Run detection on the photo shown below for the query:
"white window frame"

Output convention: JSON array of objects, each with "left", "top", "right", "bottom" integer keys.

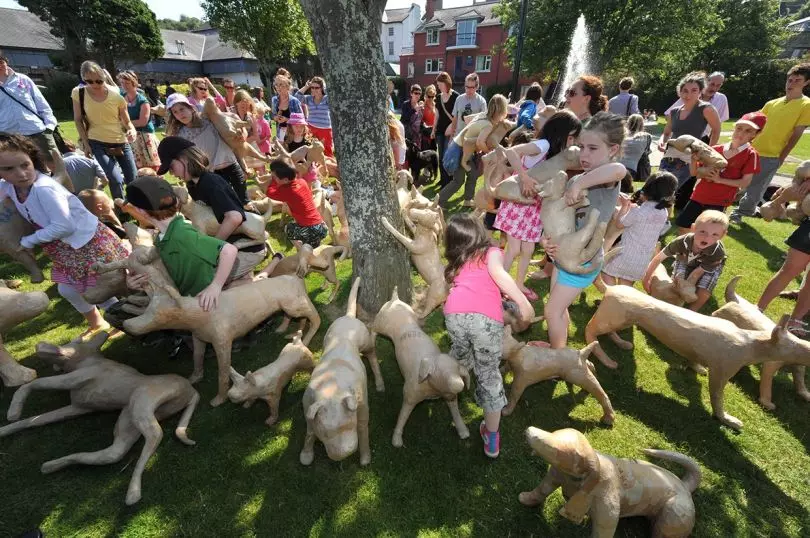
[
  {"left": 426, "top": 28, "right": 440, "bottom": 46},
  {"left": 456, "top": 19, "right": 477, "bottom": 46},
  {"left": 425, "top": 58, "right": 444, "bottom": 74},
  {"left": 476, "top": 55, "right": 491, "bottom": 73},
  {"left": 388, "top": 41, "right": 395, "bottom": 56},
  {"left": 388, "top": 26, "right": 394, "bottom": 37}
]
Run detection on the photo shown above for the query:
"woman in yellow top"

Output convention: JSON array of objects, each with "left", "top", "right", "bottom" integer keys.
[{"left": 71, "top": 61, "right": 138, "bottom": 201}]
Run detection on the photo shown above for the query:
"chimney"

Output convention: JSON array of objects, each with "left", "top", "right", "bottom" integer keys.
[{"left": 424, "top": 0, "right": 442, "bottom": 21}]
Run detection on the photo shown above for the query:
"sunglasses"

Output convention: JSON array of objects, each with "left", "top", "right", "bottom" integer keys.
[
  {"left": 224, "top": 85, "right": 235, "bottom": 90},
  {"left": 84, "top": 79, "right": 104, "bottom": 85},
  {"left": 196, "top": 86, "right": 208, "bottom": 91},
  {"left": 465, "top": 85, "right": 476, "bottom": 89},
  {"left": 311, "top": 86, "right": 322, "bottom": 90},
  {"left": 412, "top": 90, "right": 422, "bottom": 95},
  {"left": 565, "top": 88, "right": 578, "bottom": 97}
]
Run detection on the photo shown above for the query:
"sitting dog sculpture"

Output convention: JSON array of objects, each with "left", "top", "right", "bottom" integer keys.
[
  {"left": 759, "top": 160, "right": 810, "bottom": 222},
  {"left": 584, "top": 285, "right": 810, "bottom": 430},
  {"left": 372, "top": 287, "right": 470, "bottom": 447},
  {"left": 0, "top": 199, "right": 44, "bottom": 283},
  {"left": 228, "top": 330, "right": 315, "bottom": 426},
  {"left": 501, "top": 327, "right": 614, "bottom": 424},
  {"left": 0, "top": 333, "right": 199, "bottom": 506},
  {"left": 666, "top": 134, "right": 727, "bottom": 177},
  {"left": 0, "top": 280, "right": 48, "bottom": 386},
  {"left": 300, "top": 278, "right": 384, "bottom": 466},
  {"left": 203, "top": 97, "right": 269, "bottom": 172},
  {"left": 712, "top": 276, "right": 810, "bottom": 410},
  {"left": 261, "top": 240, "right": 347, "bottom": 303},
  {"left": 381, "top": 209, "right": 448, "bottom": 319},
  {"left": 519, "top": 426, "right": 700, "bottom": 538}
]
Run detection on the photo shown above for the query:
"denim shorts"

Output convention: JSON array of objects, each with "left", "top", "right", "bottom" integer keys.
[{"left": 442, "top": 140, "right": 462, "bottom": 175}]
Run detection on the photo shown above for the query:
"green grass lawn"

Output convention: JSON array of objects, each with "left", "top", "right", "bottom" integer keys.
[{"left": 1, "top": 127, "right": 810, "bottom": 537}]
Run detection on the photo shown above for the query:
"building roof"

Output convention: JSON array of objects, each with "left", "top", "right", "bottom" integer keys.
[
  {"left": 384, "top": 7, "right": 412, "bottom": 23},
  {"left": 788, "top": 16, "right": 810, "bottom": 29},
  {"left": 415, "top": 1, "right": 501, "bottom": 33},
  {"left": 0, "top": 7, "right": 63, "bottom": 51},
  {"left": 159, "top": 29, "right": 207, "bottom": 62},
  {"left": 199, "top": 31, "right": 255, "bottom": 61}
]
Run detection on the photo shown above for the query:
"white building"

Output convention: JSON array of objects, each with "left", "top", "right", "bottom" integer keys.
[{"left": 381, "top": 3, "right": 421, "bottom": 73}]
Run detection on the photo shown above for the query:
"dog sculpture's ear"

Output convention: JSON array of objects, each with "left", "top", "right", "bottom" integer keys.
[
  {"left": 306, "top": 400, "right": 324, "bottom": 420},
  {"left": 772, "top": 315, "right": 790, "bottom": 341},
  {"left": 229, "top": 367, "right": 244, "bottom": 384},
  {"left": 245, "top": 371, "right": 257, "bottom": 386},
  {"left": 459, "top": 364, "right": 471, "bottom": 389},
  {"left": 342, "top": 392, "right": 358, "bottom": 411},
  {"left": 291, "top": 330, "right": 303, "bottom": 345},
  {"left": 418, "top": 357, "right": 435, "bottom": 383},
  {"left": 391, "top": 286, "right": 399, "bottom": 302},
  {"left": 36, "top": 341, "right": 69, "bottom": 361}
]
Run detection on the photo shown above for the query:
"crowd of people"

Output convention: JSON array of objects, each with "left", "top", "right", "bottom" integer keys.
[{"left": 3, "top": 51, "right": 810, "bottom": 458}]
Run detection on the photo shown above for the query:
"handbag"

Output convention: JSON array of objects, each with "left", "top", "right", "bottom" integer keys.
[
  {"left": 635, "top": 133, "right": 652, "bottom": 180},
  {"left": 0, "top": 84, "right": 68, "bottom": 153}
]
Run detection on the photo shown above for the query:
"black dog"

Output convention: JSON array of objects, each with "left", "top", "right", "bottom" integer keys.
[{"left": 405, "top": 139, "right": 439, "bottom": 187}]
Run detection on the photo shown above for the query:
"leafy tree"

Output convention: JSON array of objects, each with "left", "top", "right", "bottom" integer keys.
[
  {"left": 158, "top": 15, "right": 206, "bottom": 32},
  {"left": 19, "top": 0, "right": 164, "bottom": 75},
  {"left": 202, "top": 0, "right": 316, "bottom": 80}
]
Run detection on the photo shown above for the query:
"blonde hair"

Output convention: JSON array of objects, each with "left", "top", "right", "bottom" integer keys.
[
  {"left": 80, "top": 61, "right": 107, "bottom": 83},
  {"left": 165, "top": 102, "right": 203, "bottom": 135},
  {"left": 77, "top": 189, "right": 113, "bottom": 216},
  {"left": 387, "top": 111, "right": 403, "bottom": 145},
  {"left": 486, "top": 94, "right": 508, "bottom": 122},
  {"left": 424, "top": 84, "right": 437, "bottom": 98},
  {"left": 583, "top": 111, "right": 626, "bottom": 159},
  {"left": 694, "top": 210, "right": 729, "bottom": 230},
  {"left": 626, "top": 114, "right": 645, "bottom": 135},
  {"left": 188, "top": 77, "right": 209, "bottom": 98},
  {"left": 118, "top": 70, "right": 138, "bottom": 87},
  {"left": 233, "top": 89, "right": 254, "bottom": 115},
  {"left": 274, "top": 74, "right": 291, "bottom": 91},
  {"left": 177, "top": 146, "right": 211, "bottom": 178}
]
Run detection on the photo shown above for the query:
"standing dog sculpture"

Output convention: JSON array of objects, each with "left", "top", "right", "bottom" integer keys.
[
  {"left": 372, "top": 287, "right": 470, "bottom": 447},
  {"left": 300, "top": 278, "right": 384, "bottom": 466},
  {"left": 501, "top": 327, "right": 614, "bottom": 424},
  {"left": 0, "top": 281, "right": 48, "bottom": 386},
  {"left": 584, "top": 285, "right": 810, "bottom": 430},
  {"left": 520, "top": 426, "right": 700, "bottom": 538},
  {"left": 228, "top": 330, "right": 315, "bottom": 426},
  {"left": 0, "top": 199, "right": 44, "bottom": 283},
  {"left": 261, "top": 240, "right": 347, "bottom": 304},
  {"left": 759, "top": 160, "right": 810, "bottom": 222},
  {"left": 711, "top": 276, "right": 810, "bottom": 410},
  {"left": 203, "top": 97, "right": 269, "bottom": 173},
  {"left": 0, "top": 333, "right": 199, "bottom": 506}
]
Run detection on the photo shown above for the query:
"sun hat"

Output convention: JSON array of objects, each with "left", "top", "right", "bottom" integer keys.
[
  {"left": 288, "top": 112, "right": 307, "bottom": 126},
  {"left": 156, "top": 136, "right": 195, "bottom": 175},
  {"left": 165, "top": 93, "right": 191, "bottom": 111},
  {"left": 736, "top": 111, "right": 767, "bottom": 131}
]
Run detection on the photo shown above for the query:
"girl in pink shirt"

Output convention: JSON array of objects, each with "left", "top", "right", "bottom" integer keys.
[{"left": 443, "top": 213, "right": 534, "bottom": 458}]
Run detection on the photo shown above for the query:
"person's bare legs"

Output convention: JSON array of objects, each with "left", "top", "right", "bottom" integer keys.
[
  {"left": 503, "top": 235, "right": 520, "bottom": 273},
  {"left": 255, "top": 256, "right": 283, "bottom": 279},
  {"left": 791, "top": 272, "right": 810, "bottom": 322},
  {"left": 545, "top": 275, "right": 582, "bottom": 349},
  {"left": 758, "top": 248, "right": 810, "bottom": 311},
  {"left": 516, "top": 241, "right": 536, "bottom": 295},
  {"left": 485, "top": 410, "right": 501, "bottom": 434}
]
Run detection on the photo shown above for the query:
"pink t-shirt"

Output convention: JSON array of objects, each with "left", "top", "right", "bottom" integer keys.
[{"left": 444, "top": 247, "right": 503, "bottom": 323}]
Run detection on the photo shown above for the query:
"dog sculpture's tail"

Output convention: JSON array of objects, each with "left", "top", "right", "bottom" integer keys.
[
  {"left": 174, "top": 390, "right": 200, "bottom": 446},
  {"left": 578, "top": 341, "right": 600, "bottom": 373},
  {"left": 643, "top": 449, "right": 702, "bottom": 493},
  {"left": 346, "top": 277, "right": 361, "bottom": 318},
  {"left": 724, "top": 275, "right": 743, "bottom": 304}
]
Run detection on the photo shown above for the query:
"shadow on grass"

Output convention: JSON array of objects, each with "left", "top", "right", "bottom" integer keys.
[{"left": 727, "top": 221, "right": 788, "bottom": 273}]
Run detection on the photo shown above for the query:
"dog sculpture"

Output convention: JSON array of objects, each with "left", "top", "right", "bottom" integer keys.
[
  {"left": 0, "top": 280, "right": 48, "bottom": 387},
  {"left": 0, "top": 333, "right": 199, "bottom": 506},
  {"left": 272, "top": 137, "right": 329, "bottom": 179},
  {"left": 759, "top": 160, "right": 810, "bottom": 222},
  {"left": 261, "top": 240, "right": 347, "bottom": 303},
  {"left": 648, "top": 262, "right": 698, "bottom": 306},
  {"left": 666, "top": 135, "right": 727, "bottom": 177},
  {"left": 228, "top": 330, "right": 315, "bottom": 426},
  {"left": 372, "top": 287, "right": 470, "bottom": 447},
  {"left": 584, "top": 285, "right": 810, "bottom": 430},
  {"left": 501, "top": 327, "right": 614, "bottom": 424},
  {"left": 711, "top": 276, "right": 810, "bottom": 410},
  {"left": 492, "top": 145, "right": 582, "bottom": 204},
  {"left": 300, "top": 278, "right": 384, "bottom": 466},
  {"left": 0, "top": 199, "right": 44, "bottom": 283},
  {"left": 203, "top": 97, "right": 269, "bottom": 173},
  {"left": 520, "top": 426, "right": 700, "bottom": 538},
  {"left": 381, "top": 209, "right": 448, "bottom": 319}
]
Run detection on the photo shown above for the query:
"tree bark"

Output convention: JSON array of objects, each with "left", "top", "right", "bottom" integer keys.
[{"left": 299, "top": 0, "right": 413, "bottom": 315}]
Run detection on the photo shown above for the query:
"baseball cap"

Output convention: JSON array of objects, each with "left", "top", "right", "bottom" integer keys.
[
  {"left": 165, "top": 93, "right": 191, "bottom": 111},
  {"left": 156, "top": 136, "right": 195, "bottom": 175},
  {"left": 126, "top": 176, "right": 178, "bottom": 212},
  {"left": 736, "top": 112, "right": 767, "bottom": 131}
]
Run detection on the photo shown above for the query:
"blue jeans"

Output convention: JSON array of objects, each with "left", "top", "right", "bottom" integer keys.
[
  {"left": 435, "top": 132, "right": 451, "bottom": 187},
  {"left": 659, "top": 157, "right": 692, "bottom": 188},
  {"left": 732, "top": 156, "right": 782, "bottom": 217},
  {"left": 89, "top": 139, "right": 138, "bottom": 200}
]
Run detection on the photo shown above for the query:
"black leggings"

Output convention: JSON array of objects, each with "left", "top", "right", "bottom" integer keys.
[{"left": 216, "top": 162, "right": 249, "bottom": 205}]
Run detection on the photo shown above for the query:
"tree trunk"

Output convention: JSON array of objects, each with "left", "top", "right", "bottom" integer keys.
[{"left": 299, "top": 0, "right": 413, "bottom": 315}]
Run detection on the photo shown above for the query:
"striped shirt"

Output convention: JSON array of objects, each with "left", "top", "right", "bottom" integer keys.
[{"left": 295, "top": 91, "right": 331, "bottom": 129}]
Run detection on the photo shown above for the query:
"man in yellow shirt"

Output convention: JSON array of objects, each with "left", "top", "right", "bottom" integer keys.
[{"left": 731, "top": 63, "right": 810, "bottom": 224}]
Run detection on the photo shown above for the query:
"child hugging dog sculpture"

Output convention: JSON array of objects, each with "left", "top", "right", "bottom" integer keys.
[
  {"left": 759, "top": 160, "right": 810, "bottom": 222},
  {"left": 520, "top": 426, "right": 700, "bottom": 538}
]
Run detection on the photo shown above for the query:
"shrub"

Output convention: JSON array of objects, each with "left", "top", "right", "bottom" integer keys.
[{"left": 42, "top": 71, "right": 81, "bottom": 120}]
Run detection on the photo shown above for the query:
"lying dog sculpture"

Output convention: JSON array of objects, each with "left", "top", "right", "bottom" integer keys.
[
  {"left": 381, "top": 209, "right": 448, "bottom": 319},
  {"left": 759, "top": 160, "right": 810, "bottom": 222},
  {"left": 372, "top": 287, "right": 470, "bottom": 447},
  {"left": 0, "top": 333, "right": 199, "bottom": 505},
  {"left": 121, "top": 274, "right": 320, "bottom": 407},
  {"left": 712, "top": 276, "right": 810, "bottom": 410},
  {"left": 228, "top": 330, "right": 315, "bottom": 426},
  {"left": 203, "top": 97, "right": 269, "bottom": 173},
  {"left": 0, "top": 199, "right": 44, "bottom": 283},
  {"left": 300, "top": 278, "right": 383, "bottom": 466},
  {"left": 501, "top": 327, "right": 614, "bottom": 424},
  {"left": 519, "top": 426, "right": 700, "bottom": 538},
  {"left": 173, "top": 185, "right": 272, "bottom": 249},
  {"left": 666, "top": 134, "right": 727, "bottom": 177},
  {"left": 0, "top": 281, "right": 48, "bottom": 386},
  {"left": 262, "top": 240, "right": 347, "bottom": 303},
  {"left": 584, "top": 285, "right": 810, "bottom": 430}
]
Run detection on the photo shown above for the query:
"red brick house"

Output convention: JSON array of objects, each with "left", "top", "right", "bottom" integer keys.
[{"left": 399, "top": 0, "right": 532, "bottom": 96}]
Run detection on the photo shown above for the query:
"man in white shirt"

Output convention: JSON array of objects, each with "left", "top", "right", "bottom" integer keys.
[
  {"left": 664, "top": 71, "right": 729, "bottom": 142},
  {"left": 0, "top": 54, "right": 58, "bottom": 168},
  {"left": 608, "top": 77, "right": 640, "bottom": 117}
]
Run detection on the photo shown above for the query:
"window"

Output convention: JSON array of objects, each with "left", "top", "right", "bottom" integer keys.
[
  {"left": 476, "top": 55, "right": 491, "bottom": 72},
  {"left": 407, "top": 62, "right": 414, "bottom": 78},
  {"left": 389, "top": 41, "right": 394, "bottom": 56},
  {"left": 456, "top": 19, "right": 477, "bottom": 46},
  {"left": 425, "top": 58, "right": 444, "bottom": 74},
  {"left": 426, "top": 28, "right": 439, "bottom": 45},
  {"left": 388, "top": 26, "right": 394, "bottom": 36}
]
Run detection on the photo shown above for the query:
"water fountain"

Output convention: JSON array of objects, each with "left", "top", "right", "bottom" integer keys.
[{"left": 550, "top": 13, "right": 592, "bottom": 106}]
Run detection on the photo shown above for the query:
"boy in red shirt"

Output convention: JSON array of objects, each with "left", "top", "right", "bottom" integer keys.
[
  {"left": 675, "top": 112, "right": 766, "bottom": 235},
  {"left": 264, "top": 157, "right": 328, "bottom": 247}
]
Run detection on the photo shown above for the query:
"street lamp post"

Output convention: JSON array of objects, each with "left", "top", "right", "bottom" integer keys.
[{"left": 510, "top": 0, "right": 530, "bottom": 103}]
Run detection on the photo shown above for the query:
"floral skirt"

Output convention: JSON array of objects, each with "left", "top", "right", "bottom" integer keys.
[
  {"left": 42, "top": 222, "right": 130, "bottom": 292},
  {"left": 494, "top": 199, "right": 543, "bottom": 243},
  {"left": 133, "top": 131, "right": 161, "bottom": 170}
]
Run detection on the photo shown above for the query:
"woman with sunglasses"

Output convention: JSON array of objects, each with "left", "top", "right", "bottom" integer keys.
[
  {"left": 187, "top": 77, "right": 227, "bottom": 113},
  {"left": 564, "top": 75, "right": 608, "bottom": 122},
  {"left": 295, "top": 77, "right": 334, "bottom": 157},
  {"left": 272, "top": 73, "right": 302, "bottom": 142},
  {"left": 118, "top": 71, "right": 160, "bottom": 171},
  {"left": 421, "top": 84, "right": 438, "bottom": 151},
  {"left": 221, "top": 78, "right": 237, "bottom": 112},
  {"left": 71, "top": 61, "right": 138, "bottom": 201},
  {"left": 400, "top": 83, "right": 425, "bottom": 148}
]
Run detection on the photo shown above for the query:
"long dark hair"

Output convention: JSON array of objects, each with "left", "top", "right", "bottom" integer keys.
[
  {"left": 0, "top": 133, "right": 47, "bottom": 174},
  {"left": 580, "top": 75, "right": 608, "bottom": 117},
  {"left": 640, "top": 171, "right": 678, "bottom": 210},
  {"left": 539, "top": 110, "right": 582, "bottom": 159},
  {"left": 444, "top": 213, "right": 490, "bottom": 285}
]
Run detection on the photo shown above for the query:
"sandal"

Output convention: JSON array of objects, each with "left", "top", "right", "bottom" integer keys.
[
  {"left": 71, "top": 321, "right": 112, "bottom": 343},
  {"left": 521, "top": 288, "right": 539, "bottom": 301},
  {"left": 528, "top": 270, "right": 549, "bottom": 280}
]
